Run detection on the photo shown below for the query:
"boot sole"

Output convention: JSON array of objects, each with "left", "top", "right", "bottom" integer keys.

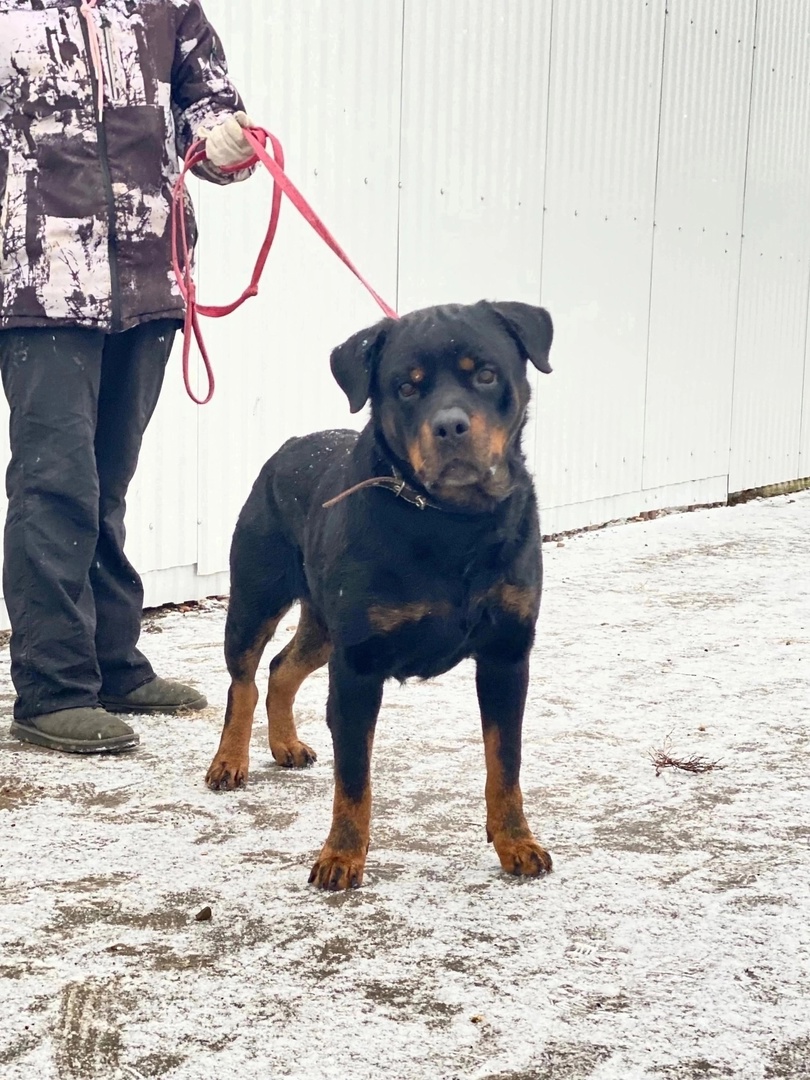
[
  {"left": 10, "top": 721, "right": 139, "bottom": 755},
  {"left": 99, "top": 694, "right": 208, "bottom": 716}
]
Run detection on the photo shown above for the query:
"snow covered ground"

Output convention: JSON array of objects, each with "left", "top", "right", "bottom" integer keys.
[{"left": 1, "top": 491, "right": 808, "bottom": 1080}]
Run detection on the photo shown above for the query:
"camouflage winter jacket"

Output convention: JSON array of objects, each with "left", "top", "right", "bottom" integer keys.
[{"left": 0, "top": 0, "right": 249, "bottom": 331}]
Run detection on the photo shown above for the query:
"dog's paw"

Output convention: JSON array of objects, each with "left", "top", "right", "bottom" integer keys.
[
  {"left": 270, "top": 738, "right": 317, "bottom": 768},
  {"left": 493, "top": 834, "right": 552, "bottom": 877},
  {"left": 308, "top": 847, "right": 365, "bottom": 890},
  {"left": 205, "top": 756, "right": 248, "bottom": 791}
]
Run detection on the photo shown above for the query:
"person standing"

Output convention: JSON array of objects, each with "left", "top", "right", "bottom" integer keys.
[{"left": 0, "top": 0, "right": 257, "bottom": 753}]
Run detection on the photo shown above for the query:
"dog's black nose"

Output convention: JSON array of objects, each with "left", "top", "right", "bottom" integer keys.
[{"left": 432, "top": 407, "right": 470, "bottom": 441}]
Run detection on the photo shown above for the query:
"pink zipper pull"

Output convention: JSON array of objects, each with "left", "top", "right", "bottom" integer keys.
[{"left": 80, "top": 0, "right": 105, "bottom": 120}]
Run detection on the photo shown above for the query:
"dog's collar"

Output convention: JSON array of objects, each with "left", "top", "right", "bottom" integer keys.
[{"left": 322, "top": 467, "right": 443, "bottom": 511}]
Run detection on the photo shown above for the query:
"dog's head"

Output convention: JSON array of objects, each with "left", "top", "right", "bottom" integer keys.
[{"left": 330, "top": 300, "right": 553, "bottom": 511}]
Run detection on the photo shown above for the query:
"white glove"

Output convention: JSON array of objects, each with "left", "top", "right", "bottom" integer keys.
[{"left": 201, "top": 111, "right": 254, "bottom": 168}]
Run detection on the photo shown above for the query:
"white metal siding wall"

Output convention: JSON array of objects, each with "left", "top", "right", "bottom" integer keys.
[
  {"left": 729, "top": 0, "right": 810, "bottom": 491},
  {"left": 536, "top": 0, "right": 665, "bottom": 514},
  {"left": 397, "top": 1, "right": 549, "bottom": 311},
  {"left": 1, "top": 0, "right": 809, "bottom": 629},
  {"left": 125, "top": 323, "right": 199, "bottom": 581},
  {"left": 397, "top": 0, "right": 551, "bottom": 473},
  {"left": 643, "top": 0, "right": 755, "bottom": 491},
  {"left": 192, "top": 0, "right": 405, "bottom": 577}
]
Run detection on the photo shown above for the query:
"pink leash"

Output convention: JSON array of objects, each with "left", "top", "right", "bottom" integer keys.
[
  {"left": 171, "top": 126, "right": 399, "bottom": 404},
  {"left": 79, "top": 5, "right": 396, "bottom": 403}
]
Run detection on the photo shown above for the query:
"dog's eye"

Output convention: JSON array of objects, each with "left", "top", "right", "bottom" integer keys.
[
  {"left": 399, "top": 382, "right": 418, "bottom": 399},
  {"left": 475, "top": 368, "right": 497, "bottom": 386}
]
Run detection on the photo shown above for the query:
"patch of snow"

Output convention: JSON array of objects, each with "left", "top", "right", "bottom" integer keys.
[{"left": 0, "top": 493, "right": 809, "bottom": 1079}]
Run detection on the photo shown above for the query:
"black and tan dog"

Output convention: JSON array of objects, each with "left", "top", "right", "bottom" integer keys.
[{"left": 205, "top": 300, "right": 554, "bottom": 889}]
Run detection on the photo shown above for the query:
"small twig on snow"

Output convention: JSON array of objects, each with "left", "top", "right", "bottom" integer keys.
[{"left": 649, "top": 735, "right": 724, "bottom": 776}]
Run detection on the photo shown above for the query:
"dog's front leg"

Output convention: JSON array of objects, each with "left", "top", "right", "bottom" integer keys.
[
  {"left": 476, "top": 653, "right": 552, "bottom": 877},
  {"left": 309, "top": 651, "right": 383, "bottom": 890}
]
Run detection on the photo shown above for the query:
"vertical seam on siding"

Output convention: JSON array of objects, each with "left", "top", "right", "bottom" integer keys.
[
  {"left": 537, "top": 0, "right": 554, "bottom": 301},
  {"left": 394, "top": 0, "right": 406, "bottom": 313},
  {"left": 640, "top": 1, "right": 671, "bottom": 492},
  {"left": 797, "top": 255, "right": 810, "bottom": 478},
  {"left": 533, "top": 0, "right": 555, "bottom": 479},
  {"left": 728, "top": 0, "right": 761, "bottom": 493}
]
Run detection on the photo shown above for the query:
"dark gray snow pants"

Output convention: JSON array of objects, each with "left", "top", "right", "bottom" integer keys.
[{"left": 0, "top": 320, "right": 179, "bottom": 719}]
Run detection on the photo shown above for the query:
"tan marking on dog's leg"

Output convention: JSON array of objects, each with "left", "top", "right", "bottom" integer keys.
[
  {"left": 482, "top": 727, "right": 551, "bottom": 876},
  {"left": 309, "top": 733, "right": 374, "bottom": 891},
  {"left": 266, "top": 602, "right": 330, "bottom": 767},
  {"left": 205, "top": 682, "right": 257, "bottom": 791},
  {"left": 206, "top": 613, "right": 287, "bottom": 790}
]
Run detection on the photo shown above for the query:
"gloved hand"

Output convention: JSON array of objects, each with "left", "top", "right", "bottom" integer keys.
[{"left": 200, "top": 111, "right": 254, "bottom": 168}]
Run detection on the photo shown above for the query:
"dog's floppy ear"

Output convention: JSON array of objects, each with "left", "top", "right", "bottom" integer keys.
[
  {"left": 330, "top": 319, "right": 394, "bottom": 413},
  {"left": 488, "top": 301, "right": 554, "bottom": 374}
]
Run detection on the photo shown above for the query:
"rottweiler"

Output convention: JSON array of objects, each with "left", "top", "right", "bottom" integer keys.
[{"left": 205, "top": 299, "right": 554, "bottom": 890}]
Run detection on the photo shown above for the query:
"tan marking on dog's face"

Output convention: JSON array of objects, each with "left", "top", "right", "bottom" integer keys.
[
  {"left": 468, "top": 412, "right": 509, "bottom": 465},
  {"left": 407, "top": 438, "right": 426, "bottom": 477},
  {"left": 368, "top": 600, "right": 453, "bottom": 634},
  {"left": 409, "top": 366, "right": 425, "bottom": 384},
  {"left": 458, "top": 356, "right": 476, "bottom": 373},
  {"left": 489, "top": 427, "right": 508, "bottom": 458},
  {"left": 406, "top": 419, "right": 436, "bottom": 478}
]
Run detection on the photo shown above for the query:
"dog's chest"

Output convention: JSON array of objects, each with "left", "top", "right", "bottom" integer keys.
[{"left": 340, "top": 550, "right": 530, "bottom": 680}]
